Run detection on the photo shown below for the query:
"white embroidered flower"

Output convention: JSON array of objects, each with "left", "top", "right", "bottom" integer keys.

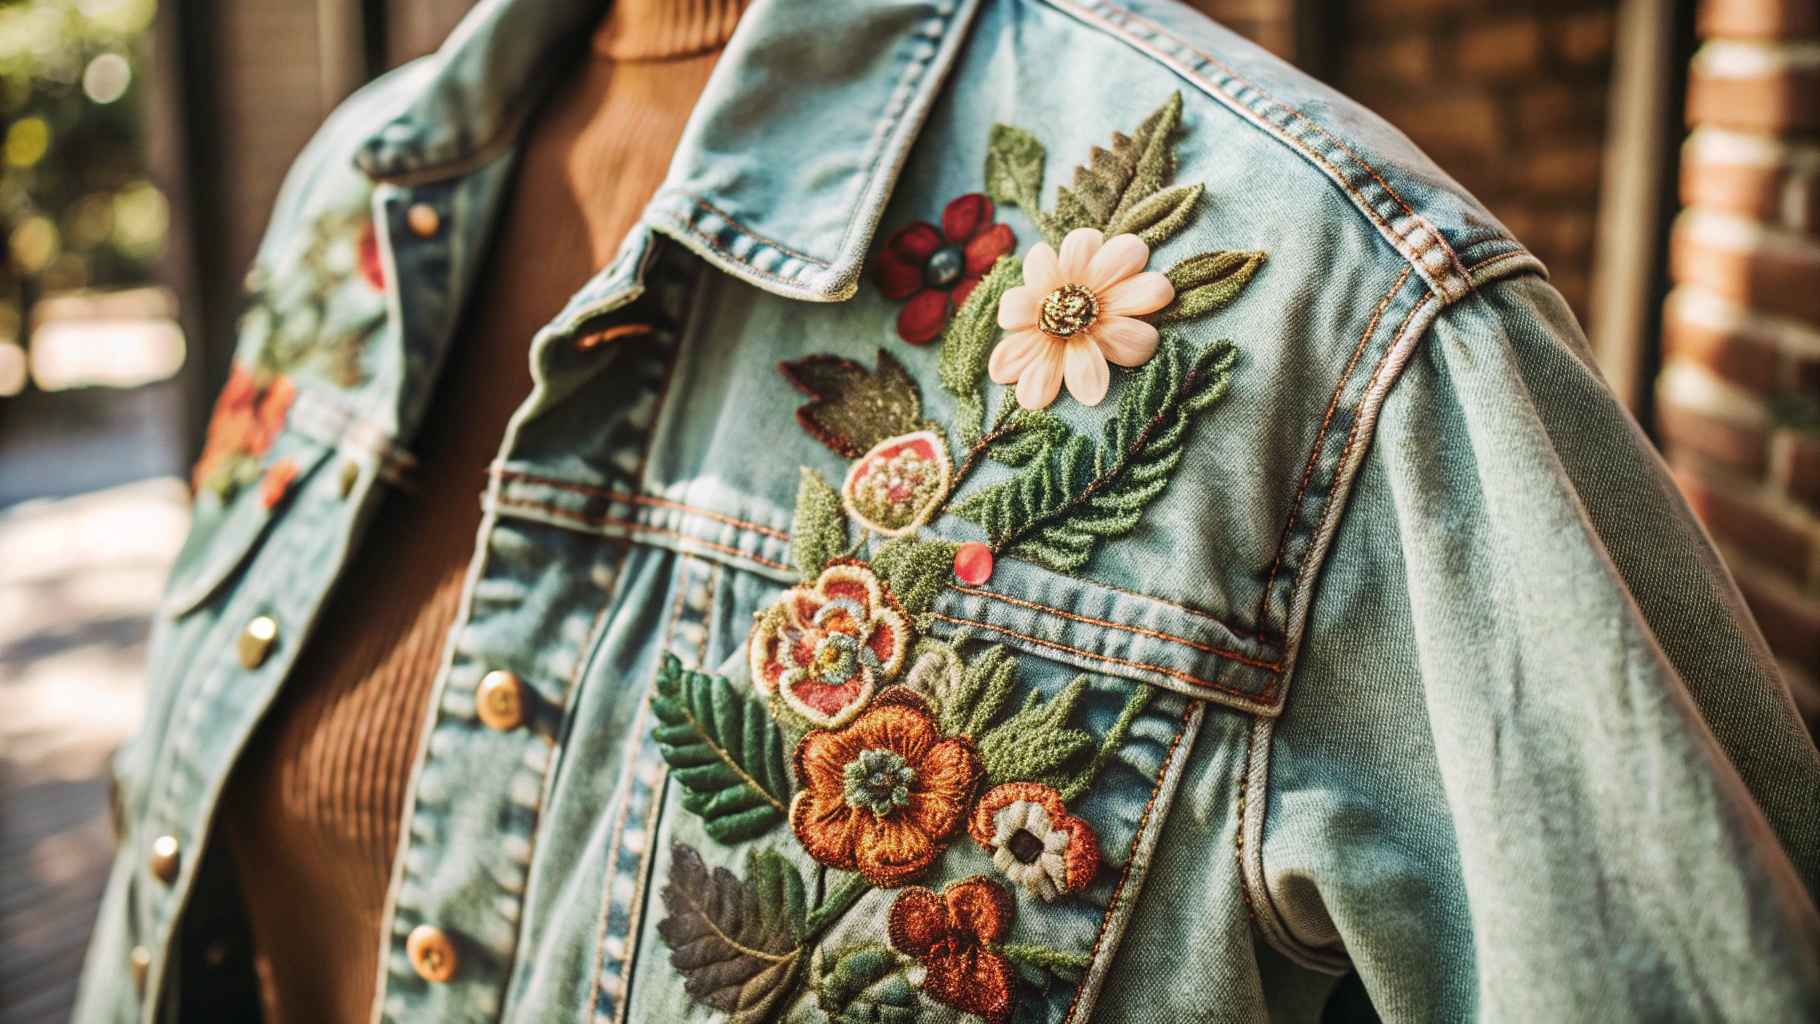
[
  {"left": 989, "top": 229, "right": 1175, "bottom": 409},
  {"left": 969, "top": 782, "right": 1100, "bottom": 901}
]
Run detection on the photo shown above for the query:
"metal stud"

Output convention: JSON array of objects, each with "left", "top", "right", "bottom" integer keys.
[{"left": 238, "top": 615, "right": 278, "bottom": 669}]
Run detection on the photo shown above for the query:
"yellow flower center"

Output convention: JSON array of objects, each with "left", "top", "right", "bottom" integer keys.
[{"left": 1038, "top": 283, "right": 1099, "bottom": 338}]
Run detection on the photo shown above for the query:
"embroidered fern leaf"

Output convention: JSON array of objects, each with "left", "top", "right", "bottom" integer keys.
[
  {"left": 651, "top": 654, "right": 792, "bottom": 843},
  {"left": 934, "top": 643, "right": 1018, "bottom": 738},
  {"left": 1107, "top": 182, "right": 1204, "bottom": 246},
  {"left": 815, "top": 945, "right": 918, "bottom": 1024},
  {"left": 1053, "top": 92, "right": 1184, "bottom": 239},
  {"left": 951, "top": 337, "right": 1236, "bottom": 573},
  {"left": 1154, "top": 250, "right": 1268, "bottom": 325},
  {"left": 792, "top": 468, "right": 849, "bottom": 578},
  {"left": 1059, "top": 683, "right": 1154, "bottom": 803},
  {"left": 780, "top": 349, "right": 922, "bottom": 458},
  {"left": 936, "top": 255, "right": 1023, "bottom": 444},
  {"left": 977, "top": 674, "right": 1096, "bottom": 788},
  {"left": 658, "top": 844, "right": 806, "bottom": 1024}
]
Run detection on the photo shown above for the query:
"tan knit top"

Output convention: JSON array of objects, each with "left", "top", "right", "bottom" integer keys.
[{"left": 219, "top": 4, "right": 746, "bottom": 1021}]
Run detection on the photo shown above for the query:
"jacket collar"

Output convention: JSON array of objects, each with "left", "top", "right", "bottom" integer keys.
[{"left": 355, "top": 0, "right": 984, "bottom": 302}]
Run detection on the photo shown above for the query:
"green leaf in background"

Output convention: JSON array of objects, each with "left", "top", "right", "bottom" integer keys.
[
  {"left": 791, "top": 467, "right": 849, "bottom": 578},
  {"left": 657, "top": 845, "right": 806, "bottom": 1024},
  {"left": 1154, "top": 250, "right": 1267, "bottom": 326},
  {"left": 650, "top": 654, "right": 792, "bottom": 843}
]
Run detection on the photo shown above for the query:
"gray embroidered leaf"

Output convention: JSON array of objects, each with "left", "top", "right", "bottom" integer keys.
[
  {"left": 1107, "top": 182, "right": 1205, "bottom": 246},
  {"left": 985, "top": 125, "right": 1057, "bottom": 245},
  {"left": 816, "top": 945, "right": 919, "bottom": 1024},
  {"left": 870, "top": 537, "right": 959, "bottom": 617},
  {"left": 658, "top": 845, "right": 806, "bottom": 1024},
  {"left": 1154, "top": 251, "right": 1267, "bottom": 325},
  {"left": 978, "top": 675, "right": 1096, "bottom": 788},
  {"left": 651, "top": 655, "right": 792, "bottom": 843},
  {"left": 792, "top": 467, "right": 849, "bottom": 578}
]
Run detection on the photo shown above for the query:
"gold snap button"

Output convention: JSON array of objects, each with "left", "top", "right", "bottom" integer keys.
[
  {"left": 406, "top": 924, "right": 457, "bottom": 982},
  {"left": 129, "top": 945, "right": 152, "bottom": 991},
  {"left": 406, "top": 203, "right": 440, "bottom": 238},
  {"left": 476, "top": 670, "right": 527, "bottom": 731},
  {"left": 149, "top": 835, "right": 180, "bottom": 884},
  {"left": 238, "top": 616, "right": 278, "bottom": 669}
]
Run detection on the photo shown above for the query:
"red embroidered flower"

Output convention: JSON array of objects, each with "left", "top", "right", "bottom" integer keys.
[
  {"left": 259, "top": 456, "right": 300, "bottom": 508},
  {"left": 887, "top": 876, "right": 1018, "bottom": 1024},
  {"left": 191, "top": 365, "right": 296, "bottom": 499},
  {"left": 876, "top": 194, "right": 1016, "bottom": 344},
  {"left": 356, "top": 219, "right": 386, "bottom": 291},
  {"left": 969, "top": 782, "right": 1099, "bottom": 901},
  {"left": 750, "top": 562, "right": 913, "bottom": 728},
  {"left": 841, "top": 430, "right": 952, "bottom": 537},
  {"left": 790, "top": 689, "right": 983, "bottom": 887}
]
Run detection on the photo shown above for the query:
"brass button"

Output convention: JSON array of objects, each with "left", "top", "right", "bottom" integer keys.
[
  {"left": 406, "top": 203, "right": 440, "bottom": 237},
  {"left": 476, "top": 670, "right": 526, "bottom": 731},
  {"left": 238, "top": 616, "right": 278, "bottom": 668},
  {"left": 149, "top": 834, "right": 180, "bottom": 884},
  {"left": 406, "top": 924, "right": 457, "bottom": 982},
  {"left": 129, "top": 945, "right": 152, "bottom": 992}
]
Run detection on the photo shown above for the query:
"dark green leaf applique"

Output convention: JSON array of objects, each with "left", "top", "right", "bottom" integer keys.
[
  {"left": 815, "top": 945, "right": 919, "bottom": 1024},
  {"left": 651, "top": 654, "right": 792, "bottom": 843},
  {"left": 658, "top": 845, "right": 806, "bottom": 1024},
  {"left": 792, "top": 468, "right": 850, "bottom": 578},
  {"left": 1154, "top": 250, "right": 1268, "bottom": 326},
  {"left": 977, "top": 675, "right": 1095, "bottom": 789},
  {"left": 870, "top": 537, "right": 960, "bottom": 617},
  {"left": 780, "top": 348, "right": 924, "bottom": 458},
  {"left": 950, "top": 337, "right": 1237, "bottom": 573}
]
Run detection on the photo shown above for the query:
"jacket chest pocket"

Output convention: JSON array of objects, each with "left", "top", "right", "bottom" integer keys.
[{"left": 596, "top": 549, "right": 1213, "bottom": 1024}]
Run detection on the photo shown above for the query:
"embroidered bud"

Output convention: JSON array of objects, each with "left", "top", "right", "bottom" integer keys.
[{"left": 1037, "top": 283, "right": 1099, "bottom": 338}]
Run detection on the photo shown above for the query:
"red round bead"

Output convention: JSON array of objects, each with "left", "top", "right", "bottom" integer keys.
[{"left": 954, "top": 542, "right": 993, "bottom": 586}]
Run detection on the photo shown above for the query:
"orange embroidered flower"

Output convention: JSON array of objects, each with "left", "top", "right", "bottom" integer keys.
[
  {"left": 991, "top": 229, "right": 1175, "bottom": 409},
  {"left": 841, "top": 431, "right": 952, "bottom": 537},
  {"left": 887, "top": 876, "right": 1018, "bottom": 1024},
  {"left": 750, "top": 562, "right": 912, "bottom": 728},
  {"left": 191, "top": 365, "right": 296, "bottom": 499},
  {"left": 876, "top": 194, "right": 1016, "bottom": 344},
  {"left": 790, "top": 690, "right": 982, "bottom": 887},
  {"left": 356, "top": 218, "right": 386, "bottom": 291},
  {"left": 970, "top": 782, "right": 1099, "bottom": 901},
  {"left": 259, "top": 456, "right": 300, "bottom": 508}
]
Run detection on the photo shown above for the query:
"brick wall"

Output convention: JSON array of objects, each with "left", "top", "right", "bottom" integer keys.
[
  {"left": 1333, "top": 0, "right": 1617, "bottom": 321},
  {"left": 1659, "top": 0, "right": 1820, "bottom": 723}
]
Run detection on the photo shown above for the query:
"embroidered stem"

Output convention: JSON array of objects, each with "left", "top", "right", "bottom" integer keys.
[
  {"left": 802, "top": 873, "right": 872, "bottom": 940},
  {"left": 1059, "top": 683, "right": 1153, "bottom": 803},
  {"left": 999, "top": 944, "right": 1092, "bottom": 971}
]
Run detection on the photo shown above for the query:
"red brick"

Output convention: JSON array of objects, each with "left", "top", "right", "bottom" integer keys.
[
  {"left": 1520, "top": 143, "right": 1606, "bottom": 202},
  {"left": 1676, "top": 468, "right": 1814, "bottom": 574},
  {"left": 1699, "top": 0, "right": 1820, "bottom": 40},
  {"left": 1663, "top": 291, "right": 1782, "bottom": 392},
  {"left": 1659, "top": 402, "right": 1772, "bottom": 474},
  {"left": 1687, "top": 42, "right": 1820, "bottom": 133},
  {"left": 1671, "top": 212, "right": 1820, "bottom": 325},
  {"left": 1554, "top": 10, "right": 1616, "bottom": 66},
  {"left": 1352, "top": 0, "right": 1472, "bottom": 27},
  {"left": 1371, "top": 93, "right": 1504, "bottom": 161},
  {"left": 1683, "top": 131, "right": 1820, "bottom": 234},
  {"left": 1773, "top": 428, "right": 1820, "bottom": 510},
  {"left": 1514, "top": 82, "right": 1607, "bottom": 138},
  {"left": 1456, "top": 17, "right": 1545, "bottom": 79},
  {"left": 1730, "top": 555, "right": 1820, "bottom": 675},
  {"left": 1346, "top": 32, "right": 1436, "bottom": 86}
]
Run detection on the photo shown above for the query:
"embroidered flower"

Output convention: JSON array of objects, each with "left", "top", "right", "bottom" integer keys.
[
  {"left": 356, "top": 219, "right": 386, "bottom": 291},
  {"left": 259, "top": 456, "right": 300, "bottom": 509},
  {"left": 750, "top": 562, "right": 913, "bottom": 729},
  {"left": 969, "top": 782, "right": 1099, "bottom": 901},
  {"left": 886, "top": 876, "right": 1017, "bottom": 1024},
  {"left": 791, "top": 690, "right": 982, "bottom": 887},
  {"left": 876, "top": 194, "right": 1016, "bottom": 344},
  {"left": 990, "top": 229, "right": 1176, "bottom": 409},
  {"left": 192, "top": 365, "right": 296, "bottom": 500},
  {"left": 840, "top": 430, "right": 952, "bottom": 537}
]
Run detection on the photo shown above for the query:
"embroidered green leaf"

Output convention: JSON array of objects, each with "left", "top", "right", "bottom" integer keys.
[
  {"left": 978, "top": 674, "right": 1096, "bottom": 788},
  {"left": 870, "top": 537, "right": 959, "bottom": 617},
  {"left": 984, "top": 124, "right": 1057, "bottom": 245},
  {"left": 658, "top": 844, "right": 806, "bottom": 1024},
  {"left": 1153, "top": 251, "right": 1267, "bottom": 326},
  {"left": 1053, "top": 92, "right": 1183, "bottom": 237},
  {"left": 1058, "top": 683, "right": 1153, "bottom": 803},
  {"left": 936, "top": 255, "right": 1023, "bottom": 445},
  {"left": 982, "top": 404, "right": 1066, "bottom": 467},
  {"left": 1107, "top": 182, "right": 1204, "bottom": 247},
  {"left": 934, "top": 643, "right": 1018, "bottom": 738},
  {"left": 780, "top": 349, "right": 923, "bottom": 459},
  {"left": 815, "top": 945, "right": 918, "bottom": 1024},
  {"left": 792, "top": 468, "right": 849, "bottom": 578},
  {"left": 1002, "top": 943, "right": 1093, "bottom": 983},
  {"left": 651, "top": 654, "right": 792, "bottom": 843},
  {"left": 950, "top": 337, "right": 1236, "bottom": 573}
]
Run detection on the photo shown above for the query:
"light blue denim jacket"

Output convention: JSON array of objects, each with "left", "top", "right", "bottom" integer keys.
[{"left": 77, "top": 0, "right": 1820, "bottom": 1021}]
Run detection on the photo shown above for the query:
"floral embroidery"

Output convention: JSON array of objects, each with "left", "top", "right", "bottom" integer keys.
[
  {"left": 886, "top": 877, "right": 1018, "bottom": 1024},
  {"left": 841, "top": 431, "right": 951, "bottom": 537},
  {"left": 192, "top": 365, "right": 296, "bottom": 501},
  {"left": 790, "top": 690, "right": 982, "bottom": 887},
  {"left": 240, "top": 207, "right": 388, "bottom": 388},
  {"left": 970, "top": 782, "right": 1099, "bottom": 900},
  {"left": 876, "top": 194, "right": 1016, "bottom": 344},
  {"left": 990, "top": 229, "right": 1175, "bottom": 409},
  {"left": 356, "top": 219, "right": 386, "bottom": 292},
  {"left": 259, "top": 457, "right": 300, "bottom": 508},
  {"left": 750, "top": 562, "right": 913, "bottom": 729}
]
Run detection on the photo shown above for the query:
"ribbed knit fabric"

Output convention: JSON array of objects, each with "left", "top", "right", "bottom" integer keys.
[{"left": 218, "top": 5, "right": 745, "bottom": 1022}]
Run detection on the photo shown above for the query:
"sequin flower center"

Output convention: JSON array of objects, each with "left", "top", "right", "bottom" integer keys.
[{"left": 991, "top": 228, "right": 1175, "bottom": 408}]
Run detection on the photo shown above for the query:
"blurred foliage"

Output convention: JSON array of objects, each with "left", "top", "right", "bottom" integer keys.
[{"left": 0, "top": 0, "right": 165, "bottom": 347}]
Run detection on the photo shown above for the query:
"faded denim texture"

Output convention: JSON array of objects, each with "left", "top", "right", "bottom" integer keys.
[{"left": 76, "top": 0, "right": 1820, "bottom": 1021}]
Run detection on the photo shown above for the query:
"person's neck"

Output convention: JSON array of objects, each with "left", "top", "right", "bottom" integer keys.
[{"left": 591, "top": 0, "right": 748, "bottom": 62}]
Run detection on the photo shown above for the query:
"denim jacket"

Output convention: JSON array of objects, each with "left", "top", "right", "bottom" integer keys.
[{"left": 77, "top": 0, "right": 1820, "bottom": 1021}]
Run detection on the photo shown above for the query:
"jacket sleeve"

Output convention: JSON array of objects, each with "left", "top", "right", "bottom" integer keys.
[{"left": 1257, "top": 272, "right": 1820, "bottom": 1021}]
